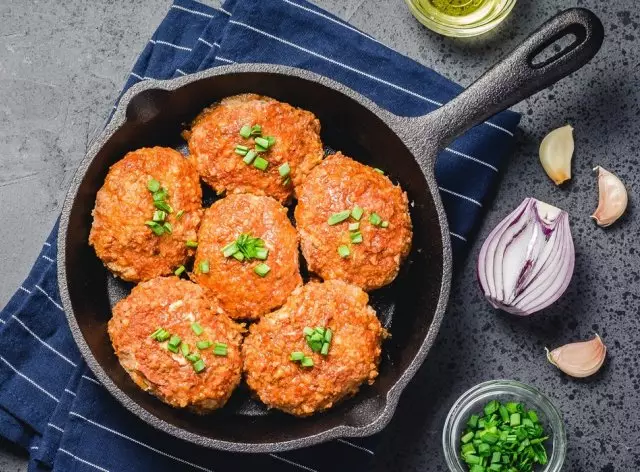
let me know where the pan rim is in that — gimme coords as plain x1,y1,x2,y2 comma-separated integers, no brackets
57,63,453,453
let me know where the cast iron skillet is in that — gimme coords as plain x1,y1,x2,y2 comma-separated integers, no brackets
58,9,603,453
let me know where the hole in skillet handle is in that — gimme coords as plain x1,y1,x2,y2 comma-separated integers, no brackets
529,24,584,69
125,89,171,124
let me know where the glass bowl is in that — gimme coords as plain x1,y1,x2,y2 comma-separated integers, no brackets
405,0,517,37
442,380,566,472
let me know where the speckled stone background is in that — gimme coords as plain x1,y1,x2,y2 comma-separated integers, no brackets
1,0,638,471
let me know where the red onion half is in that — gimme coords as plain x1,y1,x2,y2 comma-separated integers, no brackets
478,198,575,316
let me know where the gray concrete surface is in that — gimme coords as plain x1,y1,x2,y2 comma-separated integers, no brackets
1,0,638,470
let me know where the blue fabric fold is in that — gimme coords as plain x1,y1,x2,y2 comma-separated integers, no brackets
0,0,520,470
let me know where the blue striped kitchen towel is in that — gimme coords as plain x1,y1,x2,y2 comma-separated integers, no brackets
0,0,520,471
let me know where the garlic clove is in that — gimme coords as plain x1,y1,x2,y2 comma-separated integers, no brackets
539,124,574,185
591,166,628,227
546,334,606,378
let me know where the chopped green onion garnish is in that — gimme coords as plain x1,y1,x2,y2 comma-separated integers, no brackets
290,351,304,361
278,162,290,177
147,179,161,192
150,328,163,339
348,222,360,231
181,343,190,356
324,329,332,343
186,353,200,363
300,356,314,368
369,213,382,226
338,245,350,258
350,232,363,244
222,242,238,258
213,342,228,356
167,344,179,353
310,332,323,342
153,210,167,222
168,335,181,348
196,340,212,350
461,432,475,443
254,263,270,277
381,221,389,228
303,327,314,336
253,156,269,171
199,260,210,274
266,136,276,147
176,210,185,219
282,176,291,187
328,210,351,225
186,240,198,248
232,251,245,261
243,149,257,165
254,137,270,149
373,168,384,175
174,265,185,276
155,330,170,342
239,125,252,138
351,205,364,221
484,400,499,416
255,247,269,260
235,144,249,156
162,222,172,234
320,342,329,355
250,124,262,136
145,221,165,236
153,200,173,213
191,322,204,336
192,359,206,373
255,143,268,153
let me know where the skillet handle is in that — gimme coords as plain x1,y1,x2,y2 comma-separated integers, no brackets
422,8,604,149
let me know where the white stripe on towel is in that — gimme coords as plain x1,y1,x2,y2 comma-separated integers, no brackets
439,187,483,207
281,0,382,45
269,454,319,472
11,315,77,367
69,412,214,472
197,37,214,48
444,147,498,172
149,39,192,52
0,355,59,402
59,448,110,472
170,4,214,18
216,56,236,64
42,255,55,262
48,423,64,433
19,286,32,294
336,438,374,455
82,375,101,386
34,285,64,311
450,231,467,242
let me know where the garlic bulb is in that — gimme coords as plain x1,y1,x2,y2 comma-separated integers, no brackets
539,125,574,185
546,334,606,378
591,166,628,227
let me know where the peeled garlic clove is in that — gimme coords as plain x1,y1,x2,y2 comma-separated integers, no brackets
539,124,574,185
546,334,606,378
591,166,628,227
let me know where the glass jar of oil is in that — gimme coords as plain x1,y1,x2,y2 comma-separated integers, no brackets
405,0,517,37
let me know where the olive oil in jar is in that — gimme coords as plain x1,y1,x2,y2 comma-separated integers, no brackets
430,0,487,17
405,0,517,37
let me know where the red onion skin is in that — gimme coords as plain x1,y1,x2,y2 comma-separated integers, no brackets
477,198,575,316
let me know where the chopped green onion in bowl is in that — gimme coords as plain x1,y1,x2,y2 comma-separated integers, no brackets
443,380,566,472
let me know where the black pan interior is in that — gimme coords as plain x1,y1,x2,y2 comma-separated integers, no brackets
63,72,444,446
